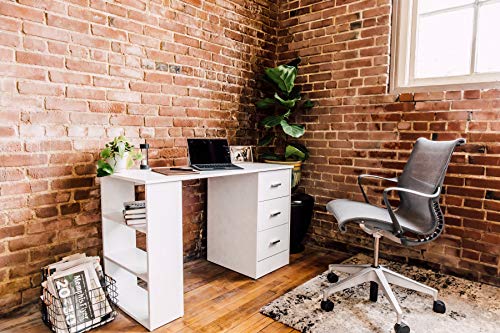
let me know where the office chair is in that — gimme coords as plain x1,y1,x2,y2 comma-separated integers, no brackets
321,138,466,333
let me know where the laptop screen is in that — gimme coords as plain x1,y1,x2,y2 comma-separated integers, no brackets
188,139,232,165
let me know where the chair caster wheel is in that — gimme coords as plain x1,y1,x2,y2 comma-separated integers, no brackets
433,300,446,313
320,299,334,312
327,272,339,283
394,322,410,333
369,281,378,302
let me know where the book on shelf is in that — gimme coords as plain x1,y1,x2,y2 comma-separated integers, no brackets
125,218,146,226
123,208,146,215
123,200,147,226
123,200,145,210
123,213,146,220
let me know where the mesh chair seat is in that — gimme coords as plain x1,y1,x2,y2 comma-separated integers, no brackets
327,199,433,234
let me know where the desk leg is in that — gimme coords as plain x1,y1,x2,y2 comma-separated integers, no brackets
146,181,184,330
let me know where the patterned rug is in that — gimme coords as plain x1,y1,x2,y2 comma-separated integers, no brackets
261,254,500,333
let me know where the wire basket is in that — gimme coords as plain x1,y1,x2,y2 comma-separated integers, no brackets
41,275,118,333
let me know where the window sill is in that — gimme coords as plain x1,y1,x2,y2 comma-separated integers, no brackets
390,80,500,95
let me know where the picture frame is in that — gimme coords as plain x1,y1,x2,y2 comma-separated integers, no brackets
230,146,254,163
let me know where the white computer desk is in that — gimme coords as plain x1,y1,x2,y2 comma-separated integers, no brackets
100,163,293,331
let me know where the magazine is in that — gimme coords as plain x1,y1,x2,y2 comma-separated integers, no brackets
42,254,112,333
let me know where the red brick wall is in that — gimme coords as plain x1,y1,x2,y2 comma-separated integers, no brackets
278,0,499,285
0,0,277,313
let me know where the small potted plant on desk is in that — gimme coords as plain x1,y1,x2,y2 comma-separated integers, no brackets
97,136,142,177
256,57,314,190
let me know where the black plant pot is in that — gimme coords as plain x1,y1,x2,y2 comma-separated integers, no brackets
290,192,314,254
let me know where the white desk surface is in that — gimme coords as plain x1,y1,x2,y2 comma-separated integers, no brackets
109,162,293,185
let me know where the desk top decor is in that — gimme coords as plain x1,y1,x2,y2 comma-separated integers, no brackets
97,136,143,177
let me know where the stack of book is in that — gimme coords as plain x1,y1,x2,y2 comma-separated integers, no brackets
123,200,146,226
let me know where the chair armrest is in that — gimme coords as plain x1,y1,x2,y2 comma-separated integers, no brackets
382,186,441,236
357,174,398,204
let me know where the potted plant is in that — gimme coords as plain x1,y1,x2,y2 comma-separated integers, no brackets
256,57,314,189
97,136,142,177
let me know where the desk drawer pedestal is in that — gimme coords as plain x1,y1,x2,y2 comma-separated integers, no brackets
207,169,291,279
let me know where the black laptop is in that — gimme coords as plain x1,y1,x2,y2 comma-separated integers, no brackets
187,138,243,171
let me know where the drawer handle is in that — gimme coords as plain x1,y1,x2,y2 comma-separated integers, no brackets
270,211,281,218
270,183,282,188
270,239,281,246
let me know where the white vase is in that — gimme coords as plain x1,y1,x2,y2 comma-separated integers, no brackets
107,152,129,173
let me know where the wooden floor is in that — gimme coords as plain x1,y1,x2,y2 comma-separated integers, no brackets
0,249,349,333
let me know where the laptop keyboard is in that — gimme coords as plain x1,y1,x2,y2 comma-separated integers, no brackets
195,163,235,169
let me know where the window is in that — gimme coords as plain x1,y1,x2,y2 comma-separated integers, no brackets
391,0,500,93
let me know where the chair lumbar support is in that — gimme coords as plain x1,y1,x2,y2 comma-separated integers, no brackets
321,231,446,333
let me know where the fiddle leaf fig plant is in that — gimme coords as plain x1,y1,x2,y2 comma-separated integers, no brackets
256,58,314,161
97,136,142,177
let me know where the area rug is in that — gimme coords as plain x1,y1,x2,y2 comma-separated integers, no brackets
261,254,500,333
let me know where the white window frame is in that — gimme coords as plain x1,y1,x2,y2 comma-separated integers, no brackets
390,0,500,93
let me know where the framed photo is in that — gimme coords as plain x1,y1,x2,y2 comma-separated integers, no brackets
230,146,253,163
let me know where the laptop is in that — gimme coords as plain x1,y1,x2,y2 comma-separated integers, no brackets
187,138,243,171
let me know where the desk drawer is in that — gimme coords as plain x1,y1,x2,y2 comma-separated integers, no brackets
257,196,290,231
257,224,289,261
258,170,290,201
256,250,289,278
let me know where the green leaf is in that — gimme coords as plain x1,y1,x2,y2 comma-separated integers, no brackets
274,93,300,108
261,115,283,129
126,155,134,169
258,134,274,146
117,142,125,158
256,98,276,109
260,152,281,161
100,147,111,159
285,144,309,161
96,160,113,177
303,100,315,109
280,120,305,138
265,64,297,94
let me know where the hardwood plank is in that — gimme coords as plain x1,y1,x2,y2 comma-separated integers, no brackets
0,249,346,333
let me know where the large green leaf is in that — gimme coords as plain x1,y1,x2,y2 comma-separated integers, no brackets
274,93,300,109
280,120,305,138
256,98,276,109
285,145,306,161
285,143,309,161
265,64,298,94
261,115,283,128
258,134,274,146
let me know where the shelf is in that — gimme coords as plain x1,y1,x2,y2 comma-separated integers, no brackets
118,285,150,329
105,248,148,282
103,211,147,234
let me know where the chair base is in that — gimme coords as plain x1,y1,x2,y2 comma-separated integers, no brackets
321,230,445,331
322,262,444,330
322,263,442,330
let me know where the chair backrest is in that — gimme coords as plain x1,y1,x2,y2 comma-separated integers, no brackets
396,138,465,240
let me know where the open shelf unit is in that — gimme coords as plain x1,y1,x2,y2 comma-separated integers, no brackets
100,176,184,331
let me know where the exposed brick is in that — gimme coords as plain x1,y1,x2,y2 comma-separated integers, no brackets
0,0,498,315
9,232,56,252
277,0,500,288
